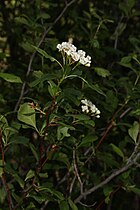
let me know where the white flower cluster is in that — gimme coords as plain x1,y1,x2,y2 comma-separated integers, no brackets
81,99,101,118
57,42,91,67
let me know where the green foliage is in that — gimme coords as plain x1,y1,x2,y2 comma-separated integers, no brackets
0,73,22,83
0,0,140,210
128,121,139,143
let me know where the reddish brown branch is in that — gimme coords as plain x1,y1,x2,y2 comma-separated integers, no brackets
96,122,113,149
96,100,129,150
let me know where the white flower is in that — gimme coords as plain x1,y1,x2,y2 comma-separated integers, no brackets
77,50,86,57
57,42,77,53
81,99,88,105
57,43,63,51
70,51,80,62
57,41,92,67
80,55,91,67
81,105,89,113
81,99,100,118
96,109,101,115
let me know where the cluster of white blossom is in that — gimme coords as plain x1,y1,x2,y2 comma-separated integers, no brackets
81,99,100,118
57,42,91,67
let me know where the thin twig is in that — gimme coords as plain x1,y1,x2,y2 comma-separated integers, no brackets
79,201,96,208
96,99,129,150
74,152,140,203
127,119,140,164
69,175,76,195
73,147,84,195
14,0,76,112
41,200,49,210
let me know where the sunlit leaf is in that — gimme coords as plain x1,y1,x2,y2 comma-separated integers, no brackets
18,103,37,130
79,135,98,147
110,143,124,160
68,198,78,210
25,170,35,181
59,200,70,210
48,80,60,97
128,121,139,143
0,73,22,83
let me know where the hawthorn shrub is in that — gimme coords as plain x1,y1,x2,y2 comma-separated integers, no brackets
0,0,140,210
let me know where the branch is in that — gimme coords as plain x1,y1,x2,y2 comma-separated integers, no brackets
96,99,130,150
73,148,84,195
127,123,140,164
14,0,76,112
74,152,140,204
69,175,76,195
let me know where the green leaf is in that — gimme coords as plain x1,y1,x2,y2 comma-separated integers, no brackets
12,192,23,203
57,126,71,141
65,75,106,96
15,16,30,26
128,121,139,143
0,73,22,83
110,143,124,160
10,136,29,146
18,103,37,130
91,39,100,48
130,109,140,116
48,80,59,97
37,13,50,20
79,135,98,147
103,186,112,196
26,202,36,210
13,174,24,188
69,114,90,121
39,172,48,178
94,67,111,77
30,72,58,87
21,42,34,52
119,0,135,16
85,119,95,127
32,46,56,62
114,23,127,36
0,187,6,203
68,198,78,210
39,188,64,200
105,195,110,204
29,195,46,204
0,115,8,130
122,170,131,179
29,143,39,161
63,88,82,105
25,170,35,181
90,84,106,96
59,200,70,210
120,56,132,64
50,189,64,200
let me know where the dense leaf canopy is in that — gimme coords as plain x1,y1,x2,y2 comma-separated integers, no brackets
0,0,140,209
